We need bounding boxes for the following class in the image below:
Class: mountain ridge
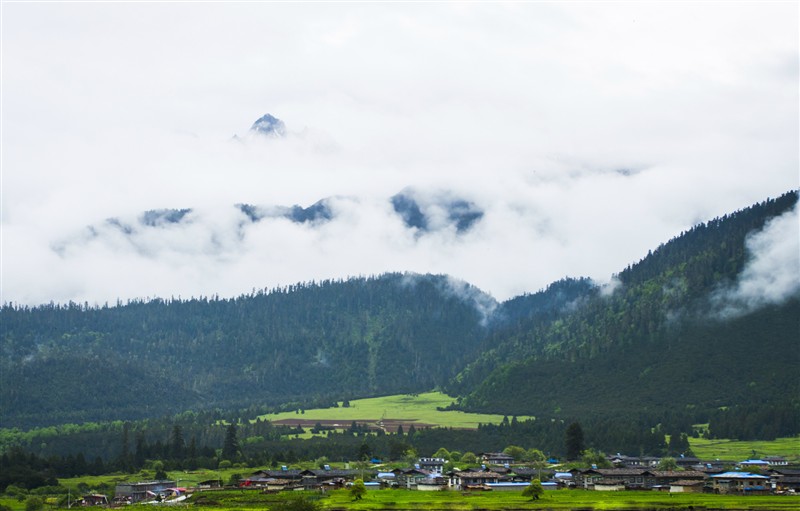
[2,190,797,432]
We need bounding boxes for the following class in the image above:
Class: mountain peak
[250,113,287,137]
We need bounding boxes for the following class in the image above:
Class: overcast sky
[2,2,798,306]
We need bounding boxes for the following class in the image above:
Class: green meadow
[689,436,800,461]
[183,488,800,510]
[255,392,535,430]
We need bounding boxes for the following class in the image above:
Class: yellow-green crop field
[689,436,800,461]
[254,392,535,430]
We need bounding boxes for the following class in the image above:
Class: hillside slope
[1,274,492,427]
[448,191,799,423]
[2,191,797,432]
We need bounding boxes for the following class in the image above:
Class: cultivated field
[689,435,800,461]
[254,392,535,431]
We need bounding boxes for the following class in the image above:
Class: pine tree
[221,424,240,462]
[565,422,584,461]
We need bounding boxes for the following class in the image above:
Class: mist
[2,2,798,306]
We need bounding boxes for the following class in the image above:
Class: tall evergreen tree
[221,424,240,461]
[565,422,585,461]
[169,425,185,461]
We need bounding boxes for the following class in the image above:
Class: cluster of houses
[107,453,798,504]
[232,453,799,495]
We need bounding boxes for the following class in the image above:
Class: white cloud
[711,205,800,319]
[2,2,798,305]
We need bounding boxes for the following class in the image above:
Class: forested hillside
[448,191,799,432]
[1,274,492,428]
[1,191,797,438]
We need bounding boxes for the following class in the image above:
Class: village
[104,452,799,506]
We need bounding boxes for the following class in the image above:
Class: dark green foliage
[450,191,800,432]
[221,424,240,462]
[522,479,543,500]
[350,479,366,500]
[565,422,584,461]
[0,190,797,474]
[24,496,43,511]
[1,274,489,428]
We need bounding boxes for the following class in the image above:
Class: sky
[2,1,798,306]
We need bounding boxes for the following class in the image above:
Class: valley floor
[192,488,799,510]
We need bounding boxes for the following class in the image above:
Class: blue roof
[712,472,769,479]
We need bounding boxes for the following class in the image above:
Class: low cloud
[711,204,800,319]
[2,3,798,306]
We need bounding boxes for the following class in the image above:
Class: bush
[24,496,44,511]
[4,485,28,497]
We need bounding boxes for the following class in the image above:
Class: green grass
[255,392,533,430]
[689,435,800,461]
[183,488,800,510]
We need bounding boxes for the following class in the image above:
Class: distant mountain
[250,113,287,137]
[59,188,486,254]
[391,189,484,234]
[2,191,797,436]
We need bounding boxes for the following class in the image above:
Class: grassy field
[6,487,799,511]
[183,488,800,510]
[689,436,800,461]
[255,392,534,430]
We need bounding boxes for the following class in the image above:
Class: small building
[764,456,788,467]
[593,479,625,491]
[417,457,446,472]
[769,469,800,493]
[397,468,432,489]
[449,469,504,490]
[416,476,447,491]
[575,468,655,489]
[114,480,176,503]
[669,480,705,493]
[712,472,770,494]
[197,479,222,490]
[80,494,108,506]
[481,452,514,465]
[739,459,770,470]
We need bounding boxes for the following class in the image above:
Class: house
[299,468,360,490]
[674,457,704,469]
[397,468,433,489]
[508,467,547,482]
[669,480,705,493]
[769,468,800,493]
[376,472,396,486]
[593,480,625,491]
[607,454,659,468]
[711,472,770,494]
[417,457,446,472]
[481,452,514,465]
[80,494,108,506]
[574,468,655,489]
[416,475,447,491]
[739,459,770,470]
[764,456,789,466]
[449,469,505,490]
[651,470,707,488]
[196,479,222,490]
[114,480,176,503]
